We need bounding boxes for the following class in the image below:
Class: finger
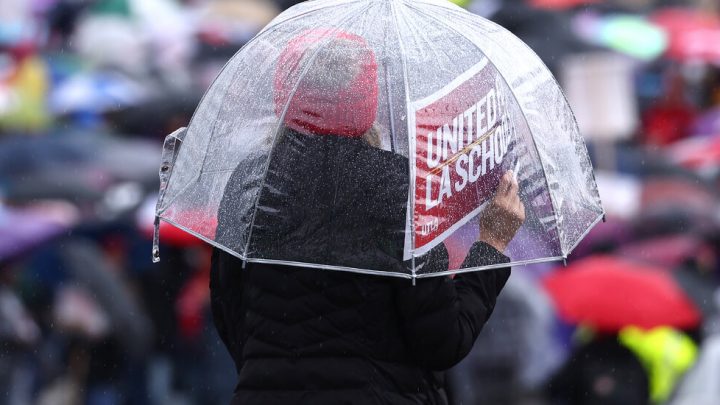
[498,171,513,195]
[516,200,526,221]
[510,193,520,209]
[509,176,519,195]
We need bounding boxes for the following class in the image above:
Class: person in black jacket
[210,29,525,405]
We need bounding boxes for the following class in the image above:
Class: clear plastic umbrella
[152,0,604,280]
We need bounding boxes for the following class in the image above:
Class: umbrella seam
[416,255,566,278]
[562,211,605,257]
[158,215,555,279]
[158,215,415,279]
[390,0,417,280]
[382,6,399,154]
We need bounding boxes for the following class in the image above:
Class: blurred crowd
[1,0,720,404]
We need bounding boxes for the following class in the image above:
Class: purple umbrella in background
[0,203,77,262]
[693,107,720,137]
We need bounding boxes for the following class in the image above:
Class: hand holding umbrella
[479,171,526,253]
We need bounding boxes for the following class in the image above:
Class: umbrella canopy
[154,0,603,279]
[543,256,702,331]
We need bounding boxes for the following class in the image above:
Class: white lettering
[455,154,469,192]
[463,105,475,145]
[439,165,452,202]
[487,89,497,129]
[427,129,441,168]
[476,97,486,136]
[494,127,503,165]
[481,135,494,175]
[457,113,465,149]
[425,174,439,209]
[441,118,458,160]
[469,145,481,182]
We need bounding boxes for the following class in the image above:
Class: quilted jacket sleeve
[394,242,511,371]
[209,248,246,374]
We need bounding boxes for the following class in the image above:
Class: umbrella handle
[152,216,160,263]
[152,127,187,264]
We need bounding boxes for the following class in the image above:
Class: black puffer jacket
[211,130,511,404]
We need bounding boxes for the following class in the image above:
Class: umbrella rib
[416,255,567,279]
[241,3,375,262]
[389,0,418,278]
[562,212,604,258]
[381,7,399,154]
[158,216,413,278]
[404,2,568,255]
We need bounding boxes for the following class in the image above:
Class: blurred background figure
[1,0,719,404]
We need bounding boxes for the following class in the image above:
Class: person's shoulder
[348,140,409,174]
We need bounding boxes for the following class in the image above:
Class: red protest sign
[408,59,517,257]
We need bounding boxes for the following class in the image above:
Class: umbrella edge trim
[157,216,414,279]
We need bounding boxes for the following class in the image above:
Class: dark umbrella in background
[0,132,159,211]
[548,337,650,405]
[489,0,598,73]
[103,93,200,139]
[59,239,153,358]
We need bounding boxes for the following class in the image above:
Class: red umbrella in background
[650,8,720,64]
[543,256,701,332]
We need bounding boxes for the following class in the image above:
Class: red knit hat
[273,29,378,138]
